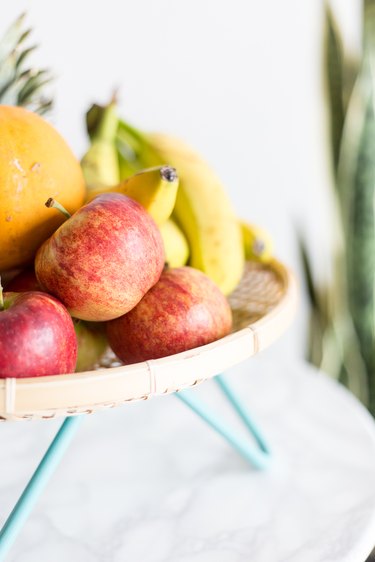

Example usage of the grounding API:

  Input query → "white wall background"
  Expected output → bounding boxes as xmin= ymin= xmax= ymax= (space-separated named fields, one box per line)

xmin=0 ymin=1 xmax=362 ymax=362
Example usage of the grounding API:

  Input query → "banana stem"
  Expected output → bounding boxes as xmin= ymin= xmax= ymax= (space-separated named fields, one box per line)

xmin=94 ymin=101 xmax=118 ymax=143
xmin=45 ymin=198 xmax=71 ymax=219
xmin=117 ymin=119 xmax=148 ymax=145
xmin=117 ymin=119 xmax=161 ymax=167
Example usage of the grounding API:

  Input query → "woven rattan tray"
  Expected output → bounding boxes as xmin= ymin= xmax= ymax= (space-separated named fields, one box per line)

xmin=0 ymin=260 xmax=297 ymax=421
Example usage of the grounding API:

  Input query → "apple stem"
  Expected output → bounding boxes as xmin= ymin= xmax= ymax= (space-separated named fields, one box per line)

xmin=0 ymin=275 xmax=4 ymax=311
xmin=45 ymin=198 xmax=72 ymax=219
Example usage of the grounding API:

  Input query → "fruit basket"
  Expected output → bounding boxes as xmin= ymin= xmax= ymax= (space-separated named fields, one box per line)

xmin=0 ymin=18 xmax=298 ymax=559
xmin=0 ymin=259 xmax=297 ymax=422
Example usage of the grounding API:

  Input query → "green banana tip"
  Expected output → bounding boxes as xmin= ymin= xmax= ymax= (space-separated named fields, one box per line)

xmin=160 ymin=166 xmax=178 ymax=182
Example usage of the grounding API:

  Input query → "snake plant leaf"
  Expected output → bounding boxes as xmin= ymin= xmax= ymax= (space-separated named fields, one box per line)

xmin=322 ymin=312 xmax=369 ymax=403
xmin=320 ymin=324 xmax=342 ymax=380
xmin=342 ymin=56 xmax=360 ymax=111
xmin=296 ymin=232 xmax=329 ymax=367
xmin=337 ymin=49 xmax=375 ymax=413
xmin=296 ymin=233 xmax=321 ymax=311
xmin=302 ymin=0 xmax=375 ymax=412
xmin=324 ymin=2 xmax=345 ymax=177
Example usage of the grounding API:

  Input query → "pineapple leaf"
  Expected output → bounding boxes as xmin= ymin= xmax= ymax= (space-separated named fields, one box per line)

xmin=0 ymin=52 xmax=19 ymax=93
xmin=0 ymin=71 xmax=31 ymax=105
xmin=15 ymin=45 xmax=38 ymax=70
xmin=0 ymin=13 xmax=53 ymax=115
xmin=0 ymin=13 xmax=27 ymax=64
xmin=17 ymin=28 xmax=32 ymax=46
xmin=18 ymin=73 xmax=52 ymax=105
xmin=37 ymin=99 xmax=53 ymax=116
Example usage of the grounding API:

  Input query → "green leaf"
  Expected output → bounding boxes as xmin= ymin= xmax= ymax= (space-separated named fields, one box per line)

xmin=0 ymin=13 xmax=27 ymax=65
xmin=296 ymin=233 xmax=321 ymax=310
xmin=35 ymin=99 xmax=53 ymax=115
xmin=17 ymin=70 xmax=52 ymax=104
xmin=337 ymin=47 xmax=375 ymax=413
xmin=0 ymin=70 xmax=30 ymax=105
xmin=15 ymin=45 xmax=37 ymax=70
xmin=0 ymin=13 xmax=53 ymax=115
xmin=324 ymin=2 xmax=345 ymax=176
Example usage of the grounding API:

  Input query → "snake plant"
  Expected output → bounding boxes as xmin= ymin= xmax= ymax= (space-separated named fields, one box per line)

xmin=301 ymin=0 xmax=375 ymax=414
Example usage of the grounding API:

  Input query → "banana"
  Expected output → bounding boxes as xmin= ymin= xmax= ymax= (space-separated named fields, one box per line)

xmin=241 ymin=221 xmax=274 ymax=263
xmin=95 ymin=110 xmax=245 ymax=294
xmin=86 ymin=165 xmax=179 ymax=225
xmin=144 ymin=133 xmax=245 ymax=295
xmin=159 ymin=218 xmax=190 ymax=268
xmin=81 ymin=100 xmax=120 ymax=191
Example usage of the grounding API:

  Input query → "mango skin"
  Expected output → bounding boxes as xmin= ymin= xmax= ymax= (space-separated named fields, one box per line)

xmin=0 ymin=105 xmax=86 ymax=271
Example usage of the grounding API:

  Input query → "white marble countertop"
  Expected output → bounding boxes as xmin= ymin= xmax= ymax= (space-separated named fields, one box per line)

xmin=1 ymin=355 xmax=375 ymax=562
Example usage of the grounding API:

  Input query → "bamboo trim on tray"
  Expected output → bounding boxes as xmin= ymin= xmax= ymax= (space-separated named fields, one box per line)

xmin=0 ymin=260 xmax=298 ymax=421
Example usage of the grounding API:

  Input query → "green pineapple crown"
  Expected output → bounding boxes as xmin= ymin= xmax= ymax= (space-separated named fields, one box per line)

xmin=0 ymin=13 xmax=53 ymax=115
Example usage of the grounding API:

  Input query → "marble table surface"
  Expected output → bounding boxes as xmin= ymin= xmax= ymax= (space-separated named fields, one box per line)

xmin=1 ymin=355 xmax=375 ymax=562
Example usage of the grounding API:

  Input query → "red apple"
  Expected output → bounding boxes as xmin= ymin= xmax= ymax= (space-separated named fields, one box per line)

xmin=35 ymin=193 xmax=165 ymax=322
xmin=5 ymin=268 xmax=108 ymax=372
xmin=106 ymin=266 xmax=233 ymax=364
xmin=0 ymin=291 xmax=77 ymax=377
xmin=5 ymin=267 xmax=41 ymax=292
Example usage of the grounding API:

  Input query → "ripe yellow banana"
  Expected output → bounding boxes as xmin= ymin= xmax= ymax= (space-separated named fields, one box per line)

xmin=81 ymin=100 xmax=120 ymax=191
xmin=86 ymin=165 xmax=179 ymax=225
xmin=241 ymin=221 xmax=274 ymax=263
xmin=159 ymin=218 xmax=190 ymax=268
xmin=145 ymin=133 xmax=245 ymax=295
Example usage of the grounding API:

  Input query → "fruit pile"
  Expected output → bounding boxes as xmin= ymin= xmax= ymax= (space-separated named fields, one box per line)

xmin=0 ymin=99 xmax=274 ymax=379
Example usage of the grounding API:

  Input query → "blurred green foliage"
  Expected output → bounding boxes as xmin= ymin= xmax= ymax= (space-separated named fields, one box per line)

xmin=301 ymin=1 xmax=375 ymax=413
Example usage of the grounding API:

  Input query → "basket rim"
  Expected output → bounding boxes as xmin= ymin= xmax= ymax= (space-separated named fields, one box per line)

xmin=0 ymin=259 xmax=298 ymax=421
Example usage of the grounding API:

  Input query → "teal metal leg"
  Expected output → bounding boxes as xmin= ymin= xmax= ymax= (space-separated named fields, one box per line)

xmin=0 ymin=415 xmax=83 ymax=561
xmin=0 ymin=372 xmax=270 ymax=558
xmin=175 ymin=374 xmax=271 ymax=469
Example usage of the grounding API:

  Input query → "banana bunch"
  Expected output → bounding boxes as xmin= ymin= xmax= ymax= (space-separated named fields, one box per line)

xmin=143 ymin=133 xmax=244 ymax=295
xmin=81 ymin=98 xmax=274 ymax=294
